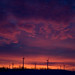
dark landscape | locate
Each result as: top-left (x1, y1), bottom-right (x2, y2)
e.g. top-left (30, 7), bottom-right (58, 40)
top-left (0, 68), bottom-right (75, 75)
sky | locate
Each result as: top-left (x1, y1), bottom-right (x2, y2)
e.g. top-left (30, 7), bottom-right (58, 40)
top-left (0, 0), bottom-right (75, 70)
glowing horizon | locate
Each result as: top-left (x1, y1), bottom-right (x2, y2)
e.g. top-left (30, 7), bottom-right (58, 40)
top-left (0, 55), bottom-right (75, 71)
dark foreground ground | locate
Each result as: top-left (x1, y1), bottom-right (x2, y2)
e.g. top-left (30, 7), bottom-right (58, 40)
top-left (0, 68), bottom-right (75, 75)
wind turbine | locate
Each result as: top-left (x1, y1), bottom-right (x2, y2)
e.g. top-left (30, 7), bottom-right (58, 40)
top-left (47, 58), bottom-right (49, 70)
top-left (22, 57), bottom-right (25, 69)
top-left (63, 65), bottom-right (65, 70)
top-left (9, 64), bottom-right (10, 69)
top-left (35, 63), bottom-right (36, 70)
top-left (12, 63), bottom-right (14, 69)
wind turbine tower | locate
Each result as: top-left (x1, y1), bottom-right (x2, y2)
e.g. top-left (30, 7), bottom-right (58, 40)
top-left (63, 65), bottom-right (65, 70)
top-left (12, 63), bottom-right (14, 69)
top-left (35, 63), bottom-right (36, 70)
top-left (22, 57), bottom-right (25, 69)
top-left (47, 59), bottom-right (49, 70)
top-left (9, 64), bottom-right (10, 69)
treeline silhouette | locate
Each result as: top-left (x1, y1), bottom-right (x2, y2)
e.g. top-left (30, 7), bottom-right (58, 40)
top-left (0, 67), bottom-right (75, 75)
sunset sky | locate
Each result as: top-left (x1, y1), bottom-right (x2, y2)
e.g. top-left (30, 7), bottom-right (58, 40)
top-left (0, 0), bottom-right (75, 71)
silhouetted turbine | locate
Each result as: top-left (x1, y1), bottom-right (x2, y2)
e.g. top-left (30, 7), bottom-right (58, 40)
top-left (35, 63), bottom-right (36, 70)
top-left (12, 63), bottom-right (14, 69)
top-left (63, 65), bottom-right (65, 70)
top-left (22, 57), bottom-right (25, 69)
top-left (47, 59), bottom-right (49, 70)
top-left (9, 64), bottom-right (10, 69)
top-left (60, 65), bottom-right (61, 70)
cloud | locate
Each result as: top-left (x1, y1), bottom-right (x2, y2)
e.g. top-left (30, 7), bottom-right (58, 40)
top-left (0, 38), bottom-right (75, 60)
top-left (0, 0), bottom-right (75, 65)
top-left (0, 0), bottom-right (74, 43)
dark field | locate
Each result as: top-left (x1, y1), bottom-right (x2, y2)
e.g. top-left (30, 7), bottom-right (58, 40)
top-left (0, 68), bottom-right (75, 75)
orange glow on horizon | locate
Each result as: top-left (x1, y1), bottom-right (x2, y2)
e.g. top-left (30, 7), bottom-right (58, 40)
top-left (0, 64), bottom-right (75, 71)
top-left (0, 55), bottom-right (75, 71)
